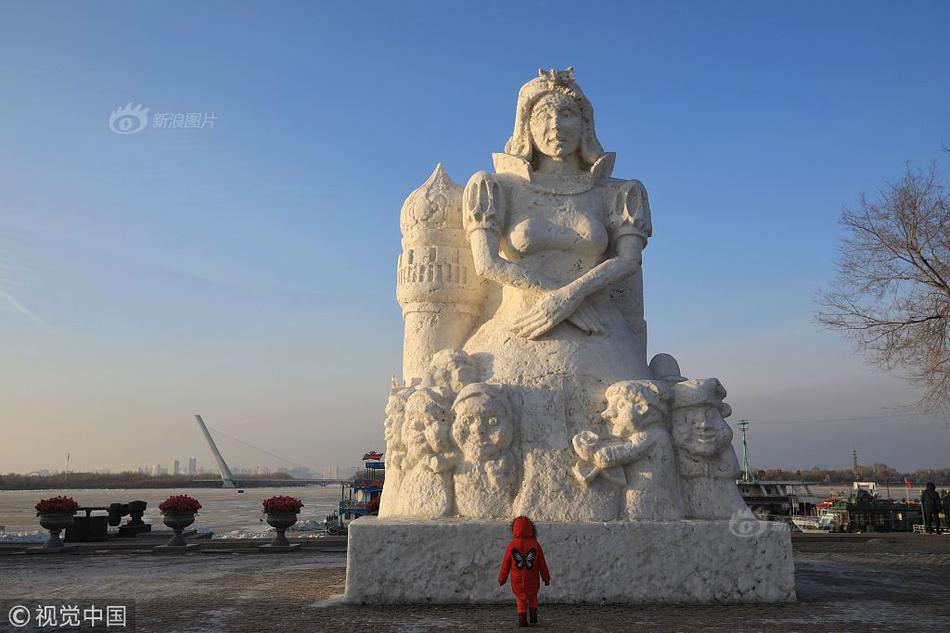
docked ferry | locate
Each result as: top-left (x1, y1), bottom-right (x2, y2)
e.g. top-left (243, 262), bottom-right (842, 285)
top-left (809, 482), bottom-right (923, 533)
top-left (738, 479), bottom-right (823, 520)
top-left (324, 452), bottom-right (384, 535)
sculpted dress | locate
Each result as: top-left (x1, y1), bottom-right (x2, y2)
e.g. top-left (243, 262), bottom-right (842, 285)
top-left (462, 154), bottom-right (652, 392)
top-left (461, 153), bottom-right (655, 521)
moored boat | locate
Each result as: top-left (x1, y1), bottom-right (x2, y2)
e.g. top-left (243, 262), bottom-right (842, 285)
top-left (324, 452), bottom-right (384, 535)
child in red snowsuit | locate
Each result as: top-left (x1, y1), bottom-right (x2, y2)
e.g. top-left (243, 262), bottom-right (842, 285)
top-left (498, 516), bottom-right (550, 627)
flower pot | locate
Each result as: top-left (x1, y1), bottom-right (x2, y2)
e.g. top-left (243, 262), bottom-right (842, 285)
top-left (38, 512), bottom-right (75, 549)
top-left (162, 511), bottom-right (196, 547)
top-left (264, 511), bottom-right (299, 547)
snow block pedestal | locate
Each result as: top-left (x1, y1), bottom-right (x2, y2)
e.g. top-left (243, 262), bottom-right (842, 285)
top-left (344, 518), bottom-right (796, 604)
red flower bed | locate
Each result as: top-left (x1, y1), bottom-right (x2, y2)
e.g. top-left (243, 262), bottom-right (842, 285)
top-left (262, 495), bottom-right (303, 513)
top-left (35, 496), bottom-right (79, 515)
top-left (159, 495), bottom-right (202, 514)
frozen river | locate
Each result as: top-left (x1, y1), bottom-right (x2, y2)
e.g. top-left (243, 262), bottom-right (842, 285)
top-left (0, 487), bottom-right (343, 540)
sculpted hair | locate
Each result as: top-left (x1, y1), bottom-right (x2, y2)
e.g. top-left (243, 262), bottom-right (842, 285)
top-left (605, 380), bottom-right (671, 417)
top-left (452, 382), bottom-right (511, 416)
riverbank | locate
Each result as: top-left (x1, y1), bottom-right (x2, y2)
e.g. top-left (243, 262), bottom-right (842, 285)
top-left (3, 534), bottom-right (949, 632)
top-left (0, 473), bottom-right (300, 491)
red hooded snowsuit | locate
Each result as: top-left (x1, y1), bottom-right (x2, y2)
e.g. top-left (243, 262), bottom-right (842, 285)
top-left (498, 516), bottom-right (551, 614)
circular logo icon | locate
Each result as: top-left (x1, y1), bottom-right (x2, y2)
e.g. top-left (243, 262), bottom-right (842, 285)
top-left (109, 103), bottom-right (150, 134)
top-left (8, 605), bottom-right (31, 628)
top-left (728, 510), bottom-right (768, 538)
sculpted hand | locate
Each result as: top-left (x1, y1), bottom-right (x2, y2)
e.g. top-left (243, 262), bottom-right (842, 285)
top-left (572, 431), bottom-right (599, 462)
top-left (512, 288), bottom-right (583, 339)
top-left (566, 301), bottom-right (604, 335)
top-left (593, 446), bottom-right (614, 470)
top-left (428, 454), bottom-right (455, 473)
top-left (538, 276), bottom-right (602, 334)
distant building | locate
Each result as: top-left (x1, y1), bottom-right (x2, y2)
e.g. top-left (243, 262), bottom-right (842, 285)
top-left (151, 464), bottom-right (167, 476)
top-left (289, 466), bottom-right (312, 479)
top-left (187, 457), bottom-right (197, 475)
top-left (173, 460), bottom-right (181, 476)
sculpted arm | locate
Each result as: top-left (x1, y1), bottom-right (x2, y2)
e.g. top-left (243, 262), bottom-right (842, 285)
top-left (469, 229), bottom-right (554, 291)
top-left (593, 433), bottom-right (653, 469)
top-left (564, 234), bottom-right (643, 300)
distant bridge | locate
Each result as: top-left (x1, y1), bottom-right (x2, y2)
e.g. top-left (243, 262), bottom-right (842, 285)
top-left (191, 477), bottom-right (351, 487)
top-left (193, 415), bottom-right (352, 488)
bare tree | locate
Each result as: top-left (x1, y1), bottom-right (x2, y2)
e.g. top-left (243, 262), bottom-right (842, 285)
top-left (818, 163), bottom-right (950, 413)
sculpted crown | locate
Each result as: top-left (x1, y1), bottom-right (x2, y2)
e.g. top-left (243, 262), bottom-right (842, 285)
top-left (538, 66), bottom-right (575, 89)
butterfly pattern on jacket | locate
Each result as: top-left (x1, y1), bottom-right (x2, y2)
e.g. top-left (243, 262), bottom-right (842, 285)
top-left (512, 548), bottom-right (536, 569)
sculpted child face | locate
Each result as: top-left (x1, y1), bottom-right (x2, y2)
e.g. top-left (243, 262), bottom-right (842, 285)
top-left (529, 93), bottom-right (582, 159)
top-left (383, 396), bottom-right (405, 446)
top-left (601, 384), bottom-right (666, 438)
top-left (442, 358), bottom-right (478, 393)
top-left (451, 394), bottom-right (513, 461)
top-left (428, 351), bottom-right (479, 394)
top-left (672, 405), bottom-right (733, 457)
top-left (402, 395), bottom-right (449, 460)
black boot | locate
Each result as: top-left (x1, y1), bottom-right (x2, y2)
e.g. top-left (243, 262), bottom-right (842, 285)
top-left (529, 608), bottom-right (539, 624)
top-left (518, 613), bottom-right (529, 627)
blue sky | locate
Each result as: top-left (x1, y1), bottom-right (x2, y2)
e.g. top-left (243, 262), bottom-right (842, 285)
top-left (1, 2), bottom-right (949, 473)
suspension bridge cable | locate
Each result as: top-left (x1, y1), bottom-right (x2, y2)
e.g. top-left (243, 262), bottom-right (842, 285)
top-left (205, 424), bottom-right (305, 468)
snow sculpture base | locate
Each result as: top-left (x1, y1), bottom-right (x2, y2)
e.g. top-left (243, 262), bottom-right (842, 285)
top-left (344, 518), bottom-right (796, 604)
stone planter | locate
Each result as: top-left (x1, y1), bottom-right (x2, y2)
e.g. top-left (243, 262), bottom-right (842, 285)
top-left (161, 511), bottom-right (196, 547)
top-left (260, 511), bottom-right (300, 551)
top-left (37, 512), bottom-right (77, 551)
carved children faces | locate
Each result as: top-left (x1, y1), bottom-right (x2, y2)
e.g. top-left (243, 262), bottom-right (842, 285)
top-left (384, 393), bottom-right (407, 447)
top-left (672, 406), bottom-right (733, 457)
top-left (451, 383), bottom-right (513, 462)
top-left (427, 349), bottom-right (479, 394)
top-left (671, 379), bottom-right (734, 458)
top-left (402, 389), bottom-right (451, 463)
top-left (601, 380), bottom-right (669, 437)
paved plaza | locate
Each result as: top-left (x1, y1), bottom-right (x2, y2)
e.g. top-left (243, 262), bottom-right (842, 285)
top-left (2, 536), bottom-right (949, 632)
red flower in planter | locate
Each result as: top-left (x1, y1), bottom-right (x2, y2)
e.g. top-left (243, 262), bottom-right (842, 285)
top-left (262, 496), bottom-right (304, 513)
top-left (35, 496), bottom-right (79, 515)
top-left (159, 495), bottom-right (202, 514)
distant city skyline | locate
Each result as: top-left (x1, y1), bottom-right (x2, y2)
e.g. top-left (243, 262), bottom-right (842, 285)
top-left (2, 2), bottom-right (949, 473)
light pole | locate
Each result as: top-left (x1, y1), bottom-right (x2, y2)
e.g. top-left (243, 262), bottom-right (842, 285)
top-left (738, 419), bottom-right (753, 482)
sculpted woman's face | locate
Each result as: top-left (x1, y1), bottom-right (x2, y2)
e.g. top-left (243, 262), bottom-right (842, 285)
top-left (529, 93), bottom-right (582, 159)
